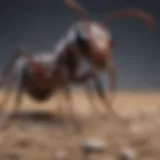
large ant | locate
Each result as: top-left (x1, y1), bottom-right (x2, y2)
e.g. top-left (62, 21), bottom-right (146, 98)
top-left (0, 0), bottom-right (156, 130)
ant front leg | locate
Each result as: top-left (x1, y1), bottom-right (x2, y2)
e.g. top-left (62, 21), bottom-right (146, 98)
top-left (105, 62), bottom-right (129, 125)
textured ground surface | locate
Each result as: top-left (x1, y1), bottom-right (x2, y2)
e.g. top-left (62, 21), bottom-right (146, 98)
top-left (0, 90), bottom-right (159, 160)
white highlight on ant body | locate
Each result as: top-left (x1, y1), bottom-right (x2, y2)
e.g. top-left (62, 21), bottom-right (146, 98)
top-left (87, 22), bottom-right (112, 51)
top-left (13, 52), bottom-right (57, 84)
top-left (15, 52), bottom-right (55, 71)
top-left (66, 21), bottom-right (112, 50)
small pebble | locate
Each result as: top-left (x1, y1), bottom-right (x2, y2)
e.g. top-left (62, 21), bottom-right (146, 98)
top-left (118, 147), bottom-right (137, 160)
top-left (53, 150), bottom-right (69, 160)
top-left (81, 138), bottom-right (107, 153)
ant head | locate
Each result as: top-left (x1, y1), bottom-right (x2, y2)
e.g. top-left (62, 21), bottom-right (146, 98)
top-left (64, 0), bottom-right (112, 65)
top-left (64, 0), bottom-right (156, 67)
top-left (74, 20), bottom-right (113, 66)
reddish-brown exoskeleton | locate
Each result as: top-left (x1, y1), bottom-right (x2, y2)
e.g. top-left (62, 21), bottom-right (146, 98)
top-left (0, 46), bottom-right (86, 131)
top-left (0, 0), bottom-right (156, 129)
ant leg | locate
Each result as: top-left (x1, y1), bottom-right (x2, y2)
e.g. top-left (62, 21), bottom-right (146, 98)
top-left (56, 89), bottom-right (70, 124)
top-left (0, 71), bottom-right (16, 128)
top-left (104, 62), bottom-right (128, 124)
top-left (0, 86), bottom-right (14, 130)
top-left (64, 85), bottom-right (82, 133)
top-left (0, 48), bottom-right (23, 114)
top-left (0, 85), bottom-right (13, 116)
top-left (0, 45), bottom-right (39, 112)
top-left (0, 84), bottom-right (23, 152)
top-left (0, 81), bottom-right (23, 130)
top-left (91, 71), bottom-right (124, 124)
top-left (73, 71), bottom-right (102, 118)
top-left (105, 62), bottom-right (117, 103)
top-left (84, 81), bottom-right (102, 118)
top-left (0, 45), bottom-right (45, 128)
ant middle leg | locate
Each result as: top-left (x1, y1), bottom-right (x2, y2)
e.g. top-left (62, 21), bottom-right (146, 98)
top-left (91, 71), bottom-right (125, 125)
top-left (63, 85), bottom-right (83, 133)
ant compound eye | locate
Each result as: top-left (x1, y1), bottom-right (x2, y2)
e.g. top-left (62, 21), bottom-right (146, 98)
top-left (75, 29), bottom-right (89, 50)
top-left (76, 33), bottom-right (86, 46)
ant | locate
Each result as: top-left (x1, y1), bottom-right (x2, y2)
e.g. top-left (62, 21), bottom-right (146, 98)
top-left (0, 0), bottom-right (156, 130)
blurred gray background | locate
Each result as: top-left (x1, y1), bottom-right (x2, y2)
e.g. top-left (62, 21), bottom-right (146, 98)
top-left (0, 0), bottom-right (159, 90)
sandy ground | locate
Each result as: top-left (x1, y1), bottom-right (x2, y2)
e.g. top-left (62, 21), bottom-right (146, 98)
top-left (0, 90), bottom-right (159, 160)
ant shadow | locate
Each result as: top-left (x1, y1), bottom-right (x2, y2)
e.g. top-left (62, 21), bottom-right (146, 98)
top-left (0, 108), bottom-right (129, 133)
top-left (0, 110), bottom-right (69, 130)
